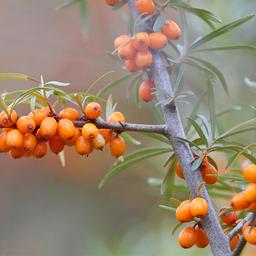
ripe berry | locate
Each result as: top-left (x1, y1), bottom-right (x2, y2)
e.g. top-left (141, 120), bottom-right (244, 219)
top-left (57, 119), bottom-right (76, 140)
top-left (108, 111), bottom-right (125, 123)
top-left (118, 42), bottom-right (136, 59)
top-left (35, 128), bottom-right (46, 142)
top-left (29, 107), bottom-right (50, 127)
top-left (124, 59), bottom-right (139, 72)
top-left (175, 161), bottom-right (185, 179)
top-left (49, 135), bottom-right (65, 154)
top-left (82, 123), bottom-right (99, 141)
top-left (0, 110), bottom-right (18, 128)
top-left (33, 142), bottom-right (47, 158)
top-left (40, 117), bottom-right (58, 139)
top-left (109, 135), bottom-right (126, 158)
top-left (0, 132), bottom-right (10, 152)
top-left (230, 234), bottom-right (240, 251)
top-left (175, 200), bottom-right (194, 223)
top-left (243, 164), bottom-right (256, 183)
top-left (85, 102), bottom-right (102, 119)
top-left (132, 32), bottom-right (150, 50)
top-left (99, 129), bottom-right (112, 144)
top-left (59, 108), bottom-right (80, 121)
top-left (135, 0), bottom-right (155, 15)
top-left (75, 136), bottom-right (93, 156)
top-left (9, 147), bottom-right (25, 159)
top-left (249, 201), bottom-right (256, 210)
top-left (195, 226), bottom-right (209, 248)
top-left (105, 0), bottom-right (119, 6)
top-left (16, 116), bottom-right (36, 133)
top-left (190, 197), bottom-right (208, 218)
top-left (243, 225), bottom-right (256, 244)
top-left (139, 80), bottom-right (155, 102)
top-left (231, 192), bottom-right (250, 210)
top-left (93, 133), bottom-right (106, 150)
top-left (23, 133), bottom-right (37, 152)
top-left (6, 129), bottom-right (24, 148)
top-left (114, 35), bottom-right (131, 49)
top-left (178, 227), bottom-right (197, 249)
top-left (135, 49), bottom-right (153, 69)
top-left (149, 32), bottom-right (167, 49)
top-left (64, 127), bottom-right (81, 146)
top-left (244, 183), bottom-right (256, 202)
top-left (201, 162), bottom-right (218, 184)
top-left (161, 20), bottom-right (182, 40)
top-left (219, 208), bottom-right (237, 226)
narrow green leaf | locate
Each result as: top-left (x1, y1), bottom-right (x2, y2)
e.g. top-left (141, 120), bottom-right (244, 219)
top-left (141, 132), bottom-right (170, 145)
top-left (192, 45), bottom-right (256, 52)
top-left (175, 136), bottom-right (202, 150)
top-left (58, 150), bottom-right (66, 167)
top-left (159, 205), bottom-right (176, 212)
top-left (121, 133), bottom-right (141, 146)
top-left (147, 177), bottom-right (162, 187)
top-left (161, 156), bottom-right (176, 196)
top-left (80, 0), bottom-right (88, 37)
top-left (207, 80), bottom-right (216, 139)
top-left (0, 73), bottom-right (29, 81)
top-left (56, 0), bottom-right (79, 10)
top-left (46, 81), bottom-right (70, 87)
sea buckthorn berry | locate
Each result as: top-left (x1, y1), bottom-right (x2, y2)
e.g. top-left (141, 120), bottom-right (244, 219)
top-left (6, 129), bottom-right (24, 148)
top-left (109, 135), bottom-right (126, 158)
top-left (230, 234), bottom-right (240, 251)
top-left (23, 133), bottom-right (37, 152)
top-left (2, 127), bottom-right (13, 132)
top-left (35, 129), bottom-right (46, 142)
top-left (135, 0), bottom-right (155, 15)
top-left (219, 208), bottom-right (237, 226)
top-left (178, 227), bottom-right (197, 249)
top-left (231, 192), bottom-right (250, 210)
top-left (0, 110), bottom-right (18, 128)
top-left (9, 147), bottom-right (25, 159)
top-left (139, 80), bottom-right (155, 102)
top-left (29, 108), bottom-right (49, 126)
top-left (244, 183), bottom-right (256, 202)
top-left (75, 136), bottom-right (93, 156)
top-left (243, 164), bottom-right (256, 183)
top-left (105, 0), bottom-right (119, 6)
top-left (175, 161), bottom-right (185, 179)
top-left (249, 201), bottom-right (256, 210)
top-left (49, 135), bottom-right (65, 154)
top-left (85, 102), bottom-right (102, 119)
top-left (114, 35), bottom-right (131, 49)
top-left (33, 142), bottom-right (47, 158)
top-left (195, 226), bottom-right (209, 248)
top-left (135, 49), bottom-right (153, 69)
top-left (93, 133), bottom-right (106, 150)
top-left (64, 127), bottom-right (81, 146)
top-left (16, 116), bottom-right (36, 133)
top-left (99, 129), bottom-right (112, 144)
top-left (149, 32), bottom-right (167, 49)
top-left (57, 119), bottom-right (76, 140)
top-left (40, 117), bottom-right (58, 139)
top-left (0, 132), bottom-right (10, 152)
top-left (132, 32), bottom-right (150, 50)
top-left (59, 108), bottom-right (80, 121)
top-left (124, 59), bottom-right (139, 72)
top-left (243, 225), bottom-right (256, 244)
top-left (201, 162), bottom-right (218, 184)
top-left (82, 123), bottom-right (99, 141)
top-left (108, 111), bottom-right (125, 123)
top-left (190, 197), bottom-right (208, 218)
top-left (118, 42), bottom-right (136, 59)
top-left (175, 200), bottom-right (194, 222)
top-left (161, 20), bottom-right (182, 40)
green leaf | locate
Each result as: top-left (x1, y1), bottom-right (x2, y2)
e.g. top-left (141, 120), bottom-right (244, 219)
top-left (147, 177), bottom-right (162, 187)
top-left (192, 45), bottom-right (256, 52)
top-left (175, 136), bottom-right (202, 150)
top-left (98, 147), bottom-right (171, 188)
top-left (121, 133), bottom-right (141, 146)
top-left (141, 132), bottom-right (170, 145)
top-left (105, 95), bottom-right (117, 120)
top-left (171, 222), bottom-right (183, 236)
top-left (207, 80), bottom-right (216, 140)
top-left (46, 81), bottom-right (70, 87)
top-left (56, 0), bottom-right (80, 10)
top-left (189, 14), bottom-right (255, 50)
top-left (0, 73), bottom-right (29, 81)
top-left (80, 0), bottom-right (88, 37)
top-left (159, 204), bottom-right (176, 212)
top-left (58, 150), bottom-right (66, 167)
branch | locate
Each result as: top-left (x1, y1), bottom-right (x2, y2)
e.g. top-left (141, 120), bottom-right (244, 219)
top-left (127, 1), bottom-right (231, 255)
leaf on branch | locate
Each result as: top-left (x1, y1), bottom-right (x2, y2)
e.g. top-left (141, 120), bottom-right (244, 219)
top-left (121, 133), bottom-right (141, 146)
top-left (46, 81), bottom-right (70, 87)
top-left (0, 73), bottom-right (30, 81)
top-left (245, 77), bottom-right (256, 89)
top-left (171, 222), bottom-right (183, 236)
top-left (153, 11), bottom-right (167, 32)
top-left (192, 45), bottom-right (256, 52)
top-left (147, 177), bottom-right (162, 187)
top-left (56, 0), bottom-right (80, 10)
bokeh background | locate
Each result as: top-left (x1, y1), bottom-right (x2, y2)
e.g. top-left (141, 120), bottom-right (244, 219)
top-left (0, 0), bottom-right (256, 255)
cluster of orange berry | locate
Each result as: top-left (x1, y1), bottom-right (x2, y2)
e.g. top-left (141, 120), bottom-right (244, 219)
top-left (0, 102), bottom-right (126, 159)
top-left (175, 197), bottom-right (209, 248)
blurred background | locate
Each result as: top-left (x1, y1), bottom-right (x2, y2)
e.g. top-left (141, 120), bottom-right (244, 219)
top-left (0, 0), bottom-right (256, 255)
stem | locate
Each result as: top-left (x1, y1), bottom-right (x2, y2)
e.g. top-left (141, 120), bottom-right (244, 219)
top-left (127, 1), bottom-right (231, 255)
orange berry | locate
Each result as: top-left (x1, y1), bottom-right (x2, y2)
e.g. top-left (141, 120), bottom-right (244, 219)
top-left (118, 41), bottom-right (136, 59)
top-left (135, 0), bottom-right (155, 15)
top-left (75, 136), bottom-right (93, 156)
top-left (59, 108), bottom-right (80, 121)
top-left (109, 135), bottom-right (126, 158)
top-left (64, 127), bottom-right (81, 146)
top-left (40, 117), bottom-right (58, 139)
top-left (23, 133), bottom-right (37, 152)
top-left (230, 234), bottom-right (240, 251)
top-left (175, 200), bottom-right (194, 222)
top-left (82, 123), bottom-right (99, 141)
top-left (0, 110), bottom-right (18, 128)
top-left (231, 192), bottom-right (250, 210)
top-left (99, 129), bottom-right (112, 144)
top-left (201, 162), bottom-right (218, 184)
top-left (135, 49), bottom-right (153, 69)
top-left (243, 164), bottom-right (256, 183)
top-left (2, 127), bottom-right (13, 132)
top-left (219, 208), bottom-right (237, 226)
top-left (244, 183), bottom-right (256, 202)
top-left (124, 59), bottom-right (139, 72)
top-left (16, 116), bottom-right (36, 133)
top-left (108, 111), bottom-right (125, 123)
top-left (57, 119), bottom-right (76, 140)
top-left (175, 161), bottom-right (185, 179)
top-left (6, 129), bottom-right (24, 148)
top-left (93, 133), bottom-right (106, 150)
top-left (190, 197), bottom-right (208, 218)
top-left (105, 0), bottom-right (119, 6)
top-left (33, 142), bottom-right (47, 158)
top-left (195, 226), bottom-right (209, 248)
top-left (139, 80), bottom-right (155, 102)
top-left (161, 20), bottom-right (182, 40)
top-left (9, 147), bottom-right (25, 159)
top-left (35, 128), bottom-right (46, 142)
top-left (178, 227), bottom-right (197, 249)
top-left (28, 108), bottom-right (49, 126)
top-left (132, 32), bottom-right (150, 50)
top-left (149, 32), bottom-right (167, 49)
top-left (114, 35), bottom-right (131, 49)
top-left (249, 201), bottom-right (256, 210)
top-left (0, 132), bottom-right (10, 152)
top-left (243, 225), bottom-right (256, 244)
top-left (85, 102), bottom-right (102, 119)
top-left (49, 135), bottom-right (65, 154)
